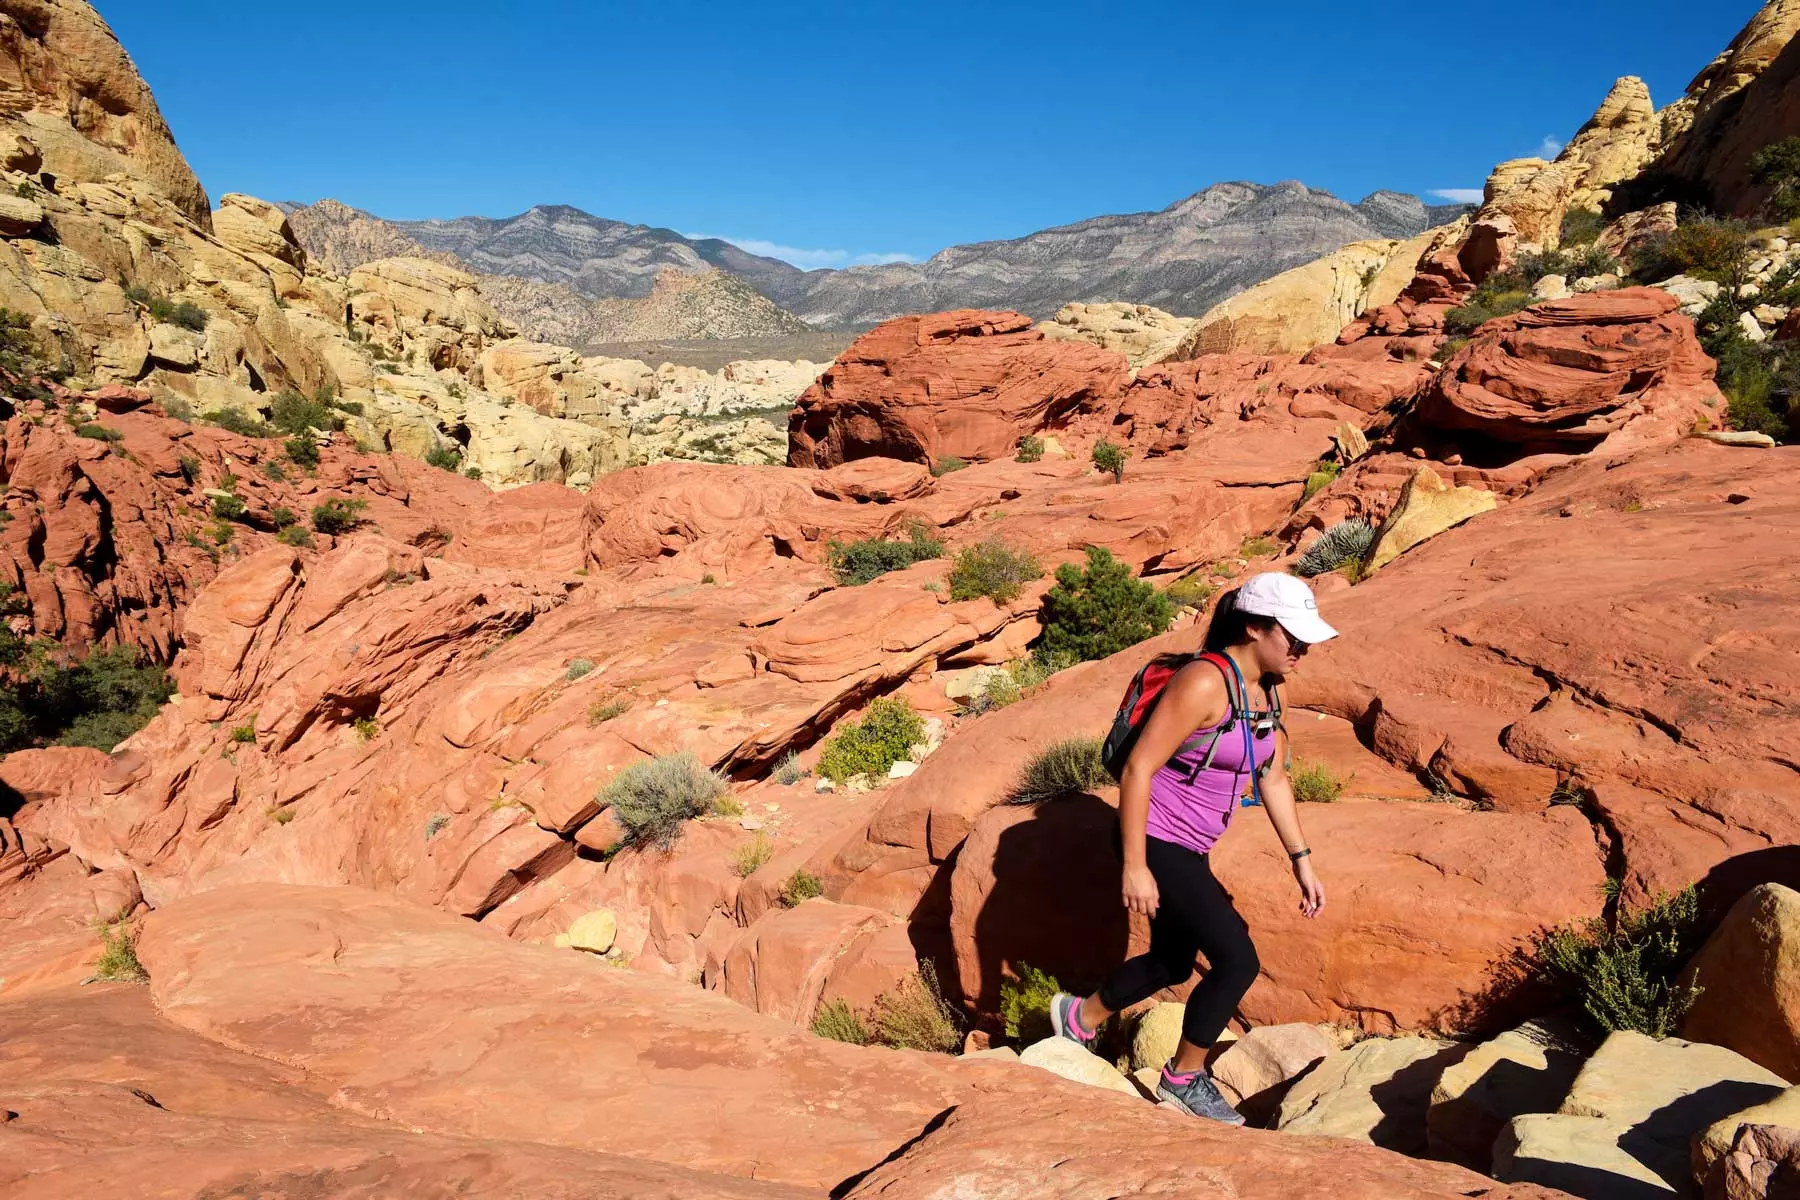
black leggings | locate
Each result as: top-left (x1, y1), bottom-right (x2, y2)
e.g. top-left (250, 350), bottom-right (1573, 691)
top-left (1096, 836), bottom-right (1260, 1050)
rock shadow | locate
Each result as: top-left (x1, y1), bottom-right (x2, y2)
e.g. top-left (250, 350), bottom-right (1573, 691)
top-left (967, 792), bottom-right (1131, 1021)
top-left (1697, 845), bottom-right (1800, 922)
top-left (1365, 1043), bottom-right (1472, 1155)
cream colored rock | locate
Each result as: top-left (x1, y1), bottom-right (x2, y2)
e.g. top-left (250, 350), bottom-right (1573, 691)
top-left (1693, 1085), bottom-right (1800, 1187)
top-left (1558, 77), bottom-right (1663, 213)
top-left (1427, 1022), bottom-right (1583, 1171)
top-left (212, 193), bottom-right (306, 269)
top-left (1037, 302), bottom-right (1194, 370)
top-left (1695, 430), bottom-right (1777, 448)
top-left (147, 322), bottom-right (203, 369)
top-left (1657, 274), bottom-right (1723, 315)
top-left (1277, 1036), bottom-right (1467, 1153)
top-left (1129, 1002), bottom-right (1190, 1072)
top-left (1018, 1037), bottom-right (1138, 1096)
top-left (1363, 467), bottom-right (1497, 573)
top-left (1173, 231), bottom-right (1438, 358)
top-left (566, 908), bottom-right (619, 954)
top-left (460, 395), bottom-right (628, 489)
top-left (1681, 883), bottom-right (1800, 1080)
top-left (1039, 435), bottom-right (1068, 458)
top-left (1332, 421), bottom-right (1370, 461)
top-left (1208, 1024), bottom-right (1333, 1118)
top-left (1494, 1112), bottom-right (1675, 1197)
top-left (938, 665), bottom-right (1006, 704)
top-left (1532, 274), bottom-right (1572, 301)
top-left (0, 192), bottom-right (45, 236)
top-left (1478, 158), bottom-right (1587, 249)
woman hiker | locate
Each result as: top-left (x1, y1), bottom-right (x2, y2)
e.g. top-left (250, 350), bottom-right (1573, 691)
top-left (1050, 571), bottom-right (1334, 1125)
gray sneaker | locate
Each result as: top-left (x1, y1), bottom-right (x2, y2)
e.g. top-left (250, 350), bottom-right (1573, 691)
top-left (1156, 1065), bottom-right (1246, 1126)
top-left (1048, 992), bottom-right (1096, 1048)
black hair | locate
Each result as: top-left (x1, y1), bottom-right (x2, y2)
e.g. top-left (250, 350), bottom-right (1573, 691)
top-left (1202, 587), bottom-right (1275, 652)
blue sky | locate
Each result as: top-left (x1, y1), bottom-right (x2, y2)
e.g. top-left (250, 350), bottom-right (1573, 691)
top-left (108, 0), bottom-right (1760, 268)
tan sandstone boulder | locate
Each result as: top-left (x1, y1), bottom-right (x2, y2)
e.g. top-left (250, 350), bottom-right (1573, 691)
top-left (1681, 884), bottom-right (1800, 1081)
top-left (1210, 1023), bottom-right (1335, 1124)
top-left (1036, 301), bottom-right (1194, 370)
top-left (1693, 1086), bottom-right (1800, 1190)
top-left (1018, 1037), bottom-right (1139, 1096)
top-left (1362, 465), bottom-right (1497, 573)
top-left (1428, 1021), bottom-right (1584, 1171)
top-left (1277, 1035), bottom-right (1472, 1154)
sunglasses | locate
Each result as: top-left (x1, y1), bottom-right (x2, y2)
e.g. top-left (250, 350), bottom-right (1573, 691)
top-left (1272, 624), bottom-right (1309, 654)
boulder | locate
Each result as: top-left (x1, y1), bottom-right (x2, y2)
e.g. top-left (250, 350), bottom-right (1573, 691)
top-left (1596, 205), bottom-right (1679, 263)
top-left (1702, 1123), bottom-right (1800, 1200)
top-left (0, 192), bottom-right (44, 236)
top-left (1209, 1023), bottom-right (1335, 1124)
top-left (1129, 1001), bottom-right (1195, 1072)
top-left (1495, 1112), bottom-right (1677, 1199)
top-left (565, 907), bottom-right (618, 954)
top-left (1658, 275), bottom-right (1724, 315)
top-left (1018, 1037), bottom-right (1139, 1096)
top-left (1694, 1086), bottom-right (1800, 1190)
top-left (1363, 465), bottom-right (1497, 573)
top-left (1276, 1035), bottom-right (1472, 1154)
top-left (1036, 302), bottom-right (1194, 369)
top-left (1427, 1021), bottom-right (1584, 1171)
top-left (1682, 884), bottom-right (1800, 1081)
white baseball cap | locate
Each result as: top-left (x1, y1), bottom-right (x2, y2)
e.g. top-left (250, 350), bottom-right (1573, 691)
top-left (1235, 571), bottom-right (1338, 644)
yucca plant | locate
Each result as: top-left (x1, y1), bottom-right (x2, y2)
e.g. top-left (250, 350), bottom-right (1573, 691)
top-left (1295, 519), bottom-right (1376, 578)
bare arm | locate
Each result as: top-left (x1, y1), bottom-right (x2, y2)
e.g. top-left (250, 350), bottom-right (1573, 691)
top-left (1258, 733), bottom-right (1326, 917)
top-left (1116, 663), bottom-right (1230, 915)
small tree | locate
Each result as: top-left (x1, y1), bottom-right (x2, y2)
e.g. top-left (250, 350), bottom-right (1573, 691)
top-left (1038, 546), bottom-right (1174, 662)
top-left (310, 497), bottom-right (367, 535)
top-left (817, 696), bottom-right (925, 783)
top-left (1751, 137), bottom-right (1800, 220)
top-left (1016, 435), bottom-right (1045, 464)
top-left (947, 538), bottom-right (1041, 604)
top-left (1091, 439), bottom-right (1126, 482)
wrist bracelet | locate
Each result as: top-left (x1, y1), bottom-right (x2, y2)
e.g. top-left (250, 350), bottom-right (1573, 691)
top-left (1288, 848), bottom-right (1311, 861)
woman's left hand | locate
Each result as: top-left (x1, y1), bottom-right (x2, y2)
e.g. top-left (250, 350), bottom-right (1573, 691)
top-left (1294, 858), bottom-right (1325, 918)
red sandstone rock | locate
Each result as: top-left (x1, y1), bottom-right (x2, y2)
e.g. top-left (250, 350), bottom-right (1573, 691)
top-left (786, 310), bottom-right (1132, 467)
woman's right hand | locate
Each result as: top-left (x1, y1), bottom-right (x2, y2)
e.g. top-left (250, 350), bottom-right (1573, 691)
top-left (1122, 863), bottom-right (1160, 917)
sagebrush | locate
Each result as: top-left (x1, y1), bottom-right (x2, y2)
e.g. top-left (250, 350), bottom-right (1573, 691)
top-left (872, 961), bottom-right (962, 1053)
top-left (818, 696), bottom-right (924, 783)
top-left (948, 538), bottom-right (1041, 604)
top-left (812, 998), bottom-right (872, 1045)
top-left (599, 751), bottom-right (729, 850)
top-left (826, 522), bottom-right (944, 586)
top-left (1008, 737), bottom-right (1107, 804)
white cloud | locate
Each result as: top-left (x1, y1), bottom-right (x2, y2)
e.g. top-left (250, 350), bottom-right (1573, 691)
top-left (1428, 188), bottom-right (1485, 204)
top-left (687, 233), bottom-right (917, 271)
top-left (1536, 135), bottom-right (1565, 159)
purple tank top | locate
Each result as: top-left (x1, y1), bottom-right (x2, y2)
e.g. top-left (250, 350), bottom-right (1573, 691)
top-left (1144, 709), bottom-right (1276, 855)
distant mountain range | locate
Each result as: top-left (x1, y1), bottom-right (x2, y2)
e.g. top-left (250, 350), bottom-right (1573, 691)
top-left (284, 184), bottom-right (1467, 344)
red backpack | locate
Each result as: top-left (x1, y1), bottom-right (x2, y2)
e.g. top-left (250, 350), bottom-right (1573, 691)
top-left (1100, 652), bottom-right (1284, 798)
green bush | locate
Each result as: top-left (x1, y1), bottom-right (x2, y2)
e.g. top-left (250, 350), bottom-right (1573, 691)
top-left (1633, 218), bottom-right (1752, 285)
top-left (0, 642), bottom-right (174, 754)
top-left (465, 466), bottom-right (483, 480)
top-left (1295, 519), bottom-right (1376, 577)
top-left (177, 454), bottom-right (202, 484)
top-left (285, 435), bottom-right (320, 468)
top-left (565, 658), bottom-right (595, 681)
top-left (871, 962), bottom-right (962, 1053)
top-left (277, 525), bottom-right (313, 548)
top-left (425, 445), bottom-right (464, 471)
top-left (1091, 439), bottom-right (1126, 482)
top-left (270, 506), bottom-right (298, 529)
top-left (1016, 435), bottom-right (1045, 463)
top-left (1559, 207), bottom-right (1608, 246)
top-left (1302, 460), bottom-right (1341, 500)
top-left (1692, 293), bottom-right (1796, 442)
top-left (1290, 759), bottom-right (1344, 803)
top-left (1437, 336), bottom-right (1471, 363)
top-left (818, 696), bottom-right (925, 783)
top-left (353, 716), bottom-right (380, 742)
top-left (599, 751), bottom-right (729, 850)
top-left (229, 723), bottom-right (256, 744)
top-left (1445, 290), bottom-right (1535, 335)
top-left (146, 297), bottom-right (208, 332)
top-left (947, 538), bottom-right (1042, 604)
top-left (210, 492), bottom-right (247, 521)
top-left (270, 387), bottom-right (345, 436)
top-left (731, 831), bottom-right (773, 878)
top-left (1038, 546), bottom-right (1174, 663)
top-left (1533, 886), bottom-right (1705, 1039)
top-left (1000, 962), bottom-right (1062, 1044)
top-left (1007, 737), bottom-right (1107, 804)
top-left (775, 751), bottom-right (808, 786)
top-left (205, 407), bottom-right (272, 438)
top-left (812, 998), bottom-right (872, 1045)
top-left (75, 423), bottom-right (123, 443)
top-left (588, 696), bottom-right (631, 725)
top-left (0, 307), bottom-right (46, 380)
top-left (1751, 137), bottom-right (1800, 220)
top-left (93, 922), bottom-right (147, 983)
top-left (310, 497), bottom-right (367, 535)
top-left (826, 521), bottom-right (944, 586)
top-left (780, 869), bottom-right (824, 907)
top-left (931, 456), bottom-right (969, 477)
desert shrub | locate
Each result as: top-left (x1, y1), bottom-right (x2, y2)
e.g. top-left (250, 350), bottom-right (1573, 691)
top-left (565, 658), bottom-right (595, 681)
top-left (1444, 290), bottom-right (1535, 335)
top-left (1091, 438), bottom-right (1126, 482)
top-left (1533, 886), bottom-right (1705, 1039)
top-left (1559, 207), bottom-right (1608, 246)
top-left (177, 454), bottom-right (202, 484)
top-left (588, 696), bottom-right (631, 725)
top-left (210, 492), bottom-right (247, 522)
top-left (0, 307), bottom-right (48, 380)
top-left (205, 407), bottom-right (271, 438)
top-left (775, 751), bottom-right (808, 785)
top-left (151, 299), bottom-right (209, 332)
top-left (1302, 460), bottom-right (1340, 499)
top-left (229, 723), bottom-right (256, 744)
top-left (270, 506), bottom-right (298, 529)
top-left (465, 466), bottom-right (483, 480)
top-left (599, 751), bottom-right (729, 850)
top-left (353, 716), bottom-right (379, 742)
top-left (1692, 293), bottom-right (1797, 442)
top-left (1633, 217), bottom-right (1753, 285)
top-left (780, 869), bottom-right (824, 907)
top-left (0, 643), bottom-right (174, 754)
top-left (731, 832), bottom-right (773, 878)
top-left (818, 696), bottom-right (924, 783)
top-left (1039, 546), bottom-right (1174, 663)
top-left (871, 961), bottom-right (961, 1053)
top-left (270, 387), bottom-right (345, 436)
top-left (1007, 737), bottom-right (1107, 804)
top-left (208, 519), bottom-right (234, 547)
top-left (1751, 137), bottom-right (1800, 220)
top-left (283, 435), bottom-right (319, 468)
top-left (277, 525), bottom-right (313, 548)
top-left (1295, 519), bottom-right (1376, 577)
top-left (93, 922), bottom-right (147, 983)
top-left (425, 813), bottom-right (451, 839)
top-left (261, 459), bottom-right (288, 483)
top-left (812, 998), bottom-right (872, 1045)
top-left (425, 445), bottom-right (464, 471)
top-left (1436, 336), bottom-right (1471, 363)
top-left (1015, 435), bottom-right (1045, 463)
top-left (931, 456), bottom-right (969, 477)
top-left (967, 654), bottom-right (1061, 715)
top-left (75, 423), bottom-right (123, 443)
top-left (1290, 759), bottom-right (1344, 803)
top-left (947, 538), bottom-right (1042, 604)
top-left (310, 497), bottom-right (367, 535)
top-left (1000, 962), bottom-right (1062, 1043)
top-left (1162, 574), bottom-right (1215, 610)
top-left (1240, 535), bottom-right (1278, 557)
top-left (268, 805), bottom-right (295, 824)
top-left (826, 521), bottom-right (944, 586)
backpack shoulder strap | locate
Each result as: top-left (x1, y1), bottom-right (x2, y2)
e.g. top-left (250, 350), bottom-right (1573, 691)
top-left (1168, 652), bottom-right (1245, 766)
